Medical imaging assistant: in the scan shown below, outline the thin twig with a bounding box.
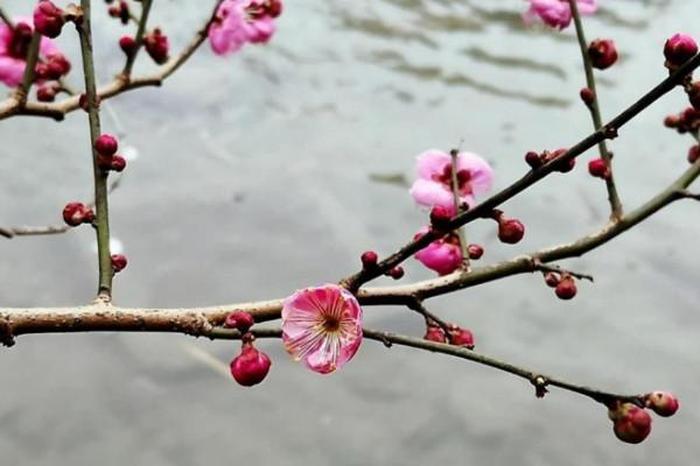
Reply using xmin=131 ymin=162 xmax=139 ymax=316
xmin=0 ymin=7 xmax=13 ymax=29
xmin=449 ymin=149 xmax=470 ymax=269
xmin=121 ymin=0 xmax=153 ymax=77
xmin=569 ymin=0 xmax=623 ymax=220
xmin=406 ymin=300 xmax=451 ymax=335
xmin=16 ymin=32 xmax=41 ymax=103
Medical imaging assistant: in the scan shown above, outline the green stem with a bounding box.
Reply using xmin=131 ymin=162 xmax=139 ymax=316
xmin=449 ymin=149 xmax=470 ymax=269
xmin=122 ymin=0 xmax=153 ymax=78
xmin=78 ymin=0 xmax=113 ymax=301
xmin=569 ymin=0 xmax=624 ymax=220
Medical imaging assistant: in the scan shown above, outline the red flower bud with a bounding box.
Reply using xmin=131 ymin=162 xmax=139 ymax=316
xmin=45 ymin=53 xmax=71 ymax=79
xmin=423 ymin=325 xmax=447 ymax=343
xmin=111 ymin=254 xmax=128 ymax=273
xmin=588 ymin=39 xmax=618 ymax=70
xmin=524 ymin=151 xmax=542 ymax=169
xmin=224 ymin=311 xmax=255 ymax=332
xmin=580 ymin=87 xmax=595 ymax=106
xmin=588 ymin=158 xmax=610 ymax=179
xmin=544 ymin=272 xmax=560 ymax=288
xmin=549 ymin=148 xmax=576 ymax=173
xmin=664 ymin=114 xmax=680 ymax=128
xmin=266 ymin=0 xmax=283 ymax=18
xmin=110 ymin=155 xmax=127 ymax=172
xmin=555 ymin=276 xmax=577 ymax=300
xmin=688 ymin=145 xmax=699 ymax=164
xmin=360 ymin=250 xmax=378 ymax=269
xmin=36 ymin=83 xmax=57 ymax=102
xmin=230 ymin=343 xmax=272 ymax=387
xmin=664 ymin=33 xmax=698 ymax=69
xmin=33 ymin=1 xmax=65 ymax=39
xmin=498 ymin=218 xmax=525 ymax=244
xmin=448 ymin=325 xmax=475 ymax=349
xmin=467 ymin=244 xmax=483 ymax=260
xmin=94 ymin=134 xmax=118 ymax=157
xmin=62 ymin=202 xmax=93 ymax=227
xmin=645 ymin=391 xmax=679 ymax=417
xmin=610 ymin=403 xmax=652 ymax=444
xmin=430 ymin=205 xmax=452 ymax=229
xmin=144 ymin=28 xmax=170 ymax=65
xmin=119 ymin=35 xmax=137 ymax=56
xmin=388 ymin=266 xmax=404 ymax=280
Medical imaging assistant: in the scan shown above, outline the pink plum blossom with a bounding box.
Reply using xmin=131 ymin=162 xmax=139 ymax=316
xmin=0 ymin=18 xmax=59 ymax=87
xmin=414 ymin=227 xmax=463 ymax=276
xmin=208 ymin=0 xmax=281 ymax=56
xmin=282 ymin=284 xmax=363 ymax=374
xmin=410 ymin=149 xmax=493 ymax=214
xmin=523 ymin=0 xmax=597 ymax=30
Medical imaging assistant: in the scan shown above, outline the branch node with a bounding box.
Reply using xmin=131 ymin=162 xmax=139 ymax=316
xmin=531 ymin=375 xmax=549 ymax=398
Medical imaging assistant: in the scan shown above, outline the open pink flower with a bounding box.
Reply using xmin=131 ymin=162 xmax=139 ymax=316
xmin=523 ymin=0 xmax=597 ymax=29
xmin=410 ymin=149 xmax=493 ymax=214
xmin=282 ymin=284 xmax=363 ymax=374
xmin=0 ymin=18 xmax=59 ymax=87
xmin=414 ymin=227 xmax=463 ymax=276
xmin=208 ymin=0 xmax=281 ymax=56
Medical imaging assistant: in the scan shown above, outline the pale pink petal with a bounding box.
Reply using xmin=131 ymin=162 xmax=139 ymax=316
xmin=577 ymin=0 xmax=598 ymax=15
xmin=0 ymin=56 xmax=26 ymax=87
xmin=456 ymin=151 xmax=494 ymax=197
xmin=410 ymin=178 xmax=455 ymax=212
xmin=244 ymin=18 xmax=276 ymax=44
xmin=416 ymin=149 xmax=451 ymax=180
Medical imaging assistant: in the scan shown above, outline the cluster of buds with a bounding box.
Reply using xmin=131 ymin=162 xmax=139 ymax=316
xmin=490 ymin=210 xmax=525 ymax=245
xmin=94 ymin=134 xmax=127 ymax=173
xmin=107 ymin=0 xmax=130 ymax=25
xmin=423 ymin=322 xmax=475 ymax=350
xmin=663 ymin=107 xmax=700 ymax=134
xmin=34 ymin=53 xmax=71 ymax=102
xmin=607 ymin=392 xmax=678 ymax=444
xmin=524 ymin=148 xmax=576 ymax=173
xmin=225 ymin=311 xmax=272 ymax=387
xmin=144 ymin=28 xmax=170 ymax=64
xmin=663 ymin=33 xmax=698 ymax=71
xmin=543 ymin=272 xmax=577 ymax=300
xmin=587 ymin=39 xmax=618 ymax=70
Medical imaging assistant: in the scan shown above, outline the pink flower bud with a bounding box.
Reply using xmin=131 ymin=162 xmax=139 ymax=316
xmin=360 ymin=250 xmax=378 ymax=269
xmin=610 ymin=403 xmax=652 ymax=444
xmin=588 ymin=39 xmax=618 ymax=70
xmin=94 ymin=134 xmax=118 ymax=157
xmin=62 ymin=202 xmax=92 ymax=227
xmin=45 ymin=53 xmax=71 ymax=79
xmin=119 ymin=35 xmax=137 ymax=56
xmin=424 ymin=325 xmax=447 ymax=343
xmin=467 ymin=244 xmax=483 ymax=260
xmin=144 ymin=28 xmax=170 ymax=65
xmin=544 ymin=272 xmax=560 ymax=288
xmin=230 ymin=343 xmax=272 ymax=387
xmin=588 ymin=158 xmax=610 ymax=179
xmin=111 ymin=254 xmax=128 ymax=273
xmin=580 ymin=87 xmax=595 ymax=106
xmin=524 ymin=151 xmax=542 ymax=169
xmin=688 ymin=145 xmax=699 ymax=164
xmin=555 ymin=276 xmax=577 ymax=300
xmin=448 ymin=325 xmax=475 ymax=349
xmin=664 ymin=114 xmax=680 ymax=128
xmin=430 ymin=205 xmax=452 ymax=229
xmin=224 ymin=311 xmax=255 ymax=333
xmin=33 ymin=1 xmax=65 ymax=39
xmin=498 ymin=218 xmax=525 ymax=244
xmin=645 ymin=391 xmax=679 ymax=417
xmin=664 ymin=33 xmax=698 ymax=69
xmin=388 ymin=266 xmax=404 ymax=279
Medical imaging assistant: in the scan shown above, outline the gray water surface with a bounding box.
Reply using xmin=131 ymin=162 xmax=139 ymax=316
xmin=1 ymin=0 xmax=699 ymax=464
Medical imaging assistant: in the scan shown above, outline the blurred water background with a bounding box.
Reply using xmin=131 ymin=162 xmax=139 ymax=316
xmin=1 ymin=0 xmax=699 ymax=464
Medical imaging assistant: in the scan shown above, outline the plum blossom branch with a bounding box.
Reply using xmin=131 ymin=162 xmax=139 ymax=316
xmin=77 ymin=0 xmax=114 ymax=301
xmin=341 ymin=51 xmax=700 ymax=292
xmin=568 ymin=0 xmax=623 ymax=220
xmin=0 ymin=0 xmax=225 ymax=121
